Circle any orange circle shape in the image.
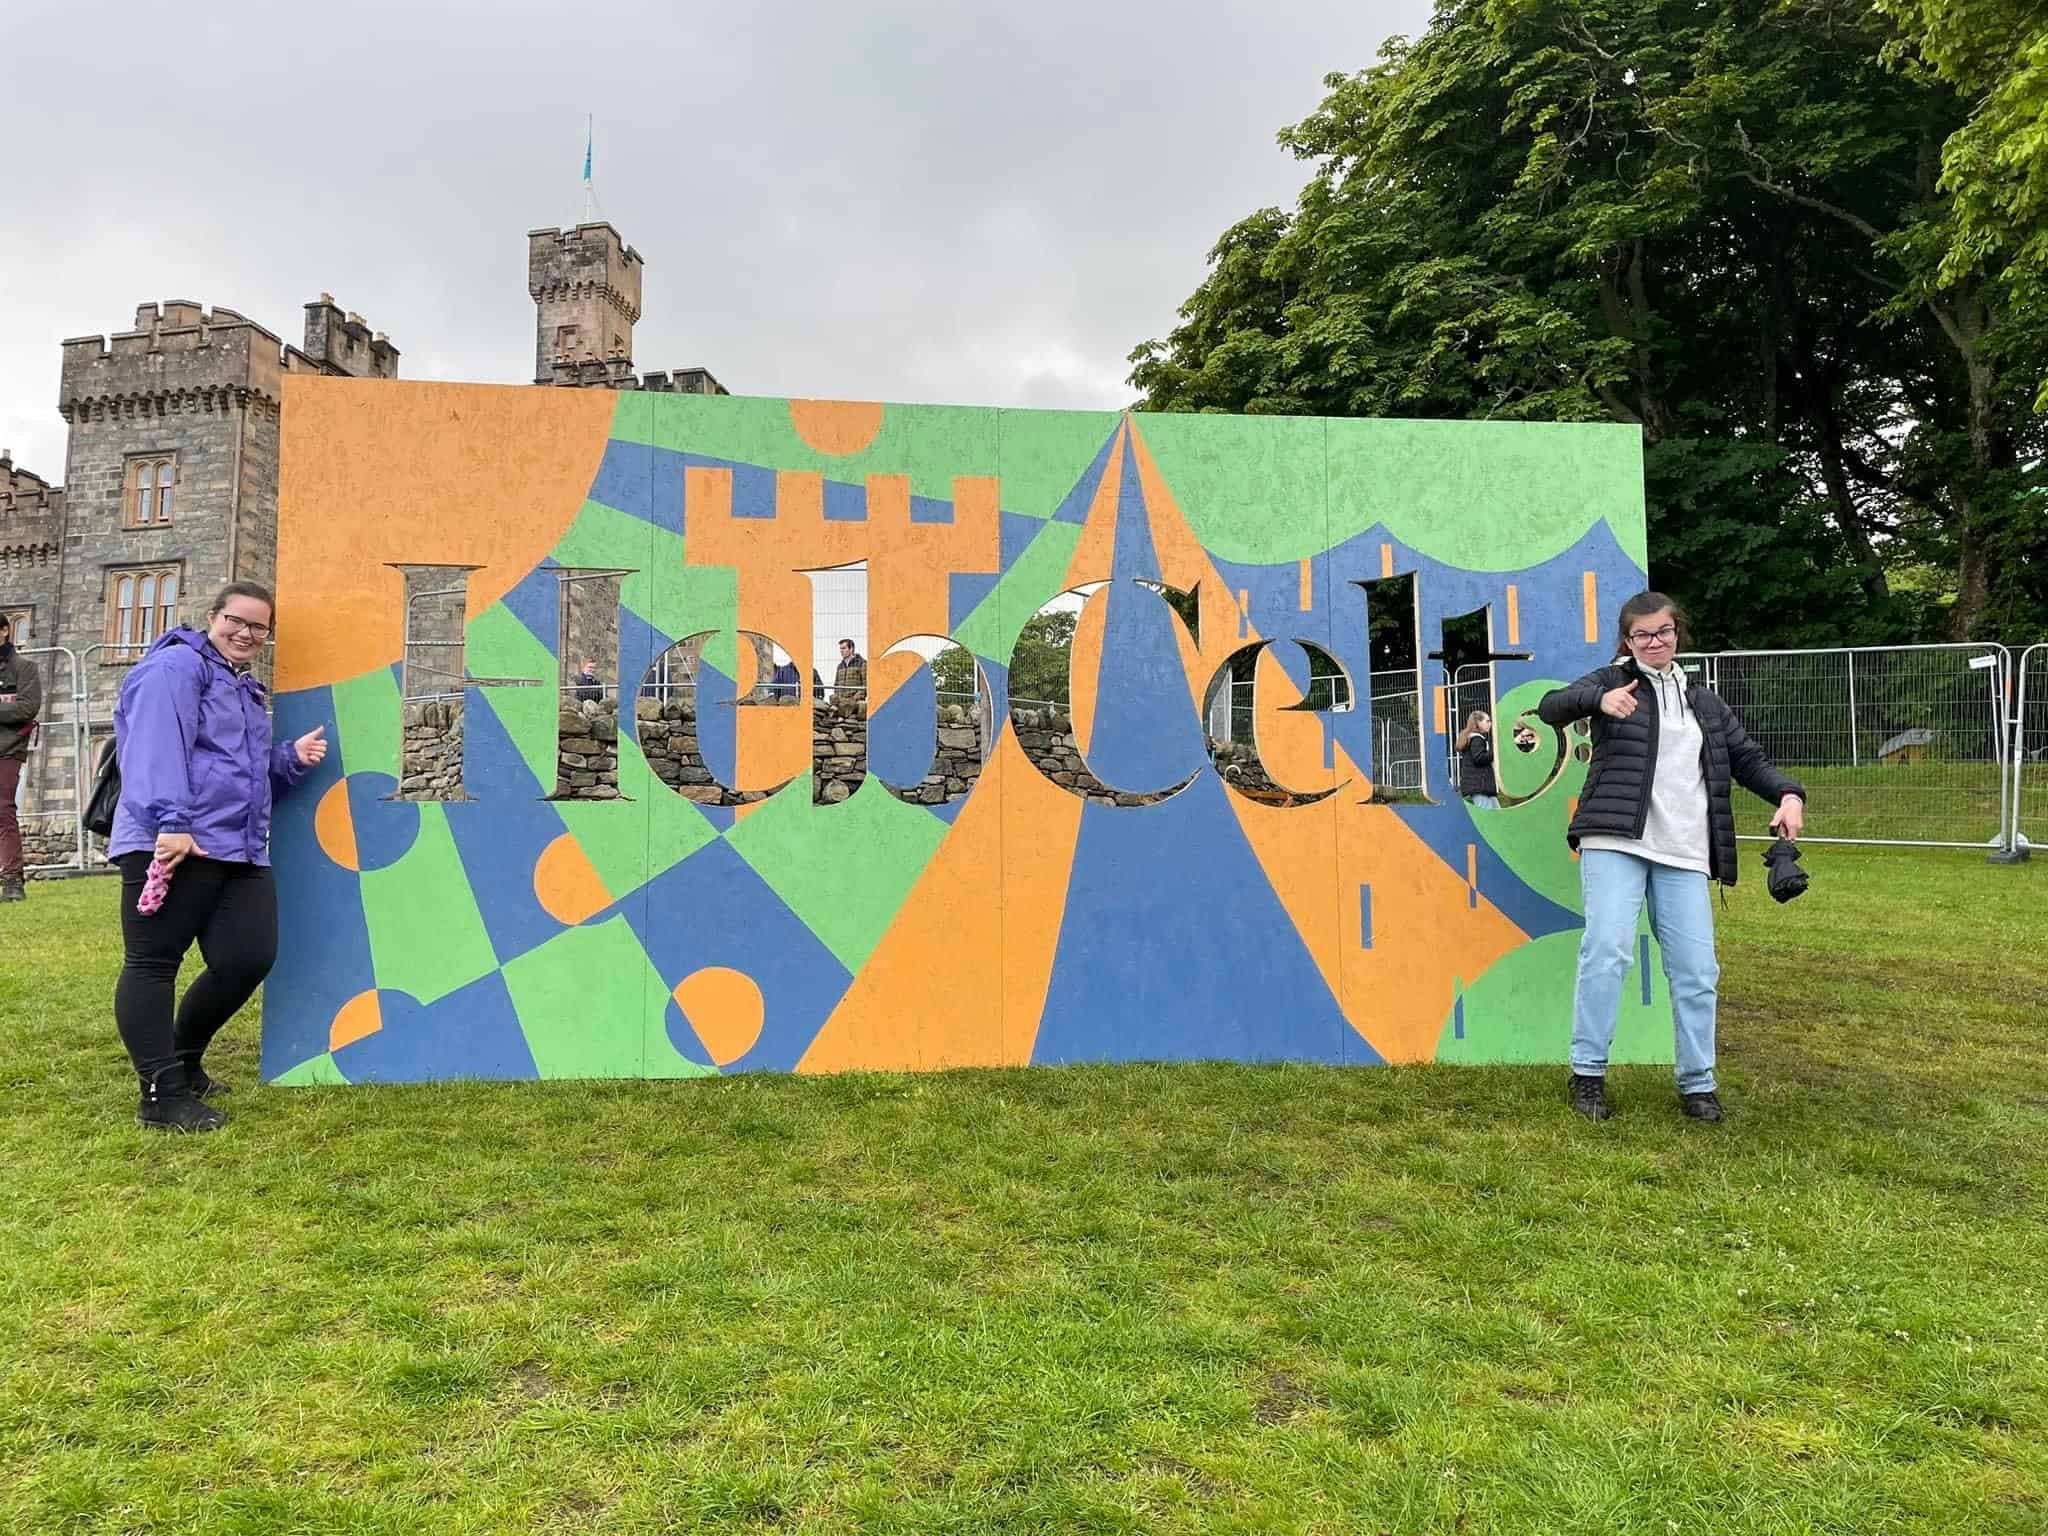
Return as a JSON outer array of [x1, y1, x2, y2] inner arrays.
[[315, 778, 359, 871], [330, 989, 384, 1051], [534, 833, 613, 926], [672, 966, 766, 1067], [789, 399, 885, 456]]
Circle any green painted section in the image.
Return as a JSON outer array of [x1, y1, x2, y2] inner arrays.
[[467, 604, 558, 789], [1435, 928, 1672, 1064], [1131, 413, 1327, 562], [502, 915, 712, 1079], [1130, 413, 1643, 572], [1467, 679, 1590, 916], [329, 665, 402, 778], [618, 395, 1000, 505], [552, 498, 738, 668], [360, 805, 497, 1003], [952, 519, 1083, 664], [998, 411, 1122, 519], [270, 1051, 347, 1087], [725, 773, 948, 975], [1328, 419, 1644, 572]]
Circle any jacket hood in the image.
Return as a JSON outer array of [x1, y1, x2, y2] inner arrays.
[[149, 625, 215, 660]]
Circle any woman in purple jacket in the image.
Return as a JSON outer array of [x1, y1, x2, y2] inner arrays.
[[109, 582, 327, 1132]]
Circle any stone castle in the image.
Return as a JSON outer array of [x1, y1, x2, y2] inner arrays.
[[0, 222, 726, 862]]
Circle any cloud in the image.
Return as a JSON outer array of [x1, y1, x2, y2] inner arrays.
[[0, 0, 1429, 479]]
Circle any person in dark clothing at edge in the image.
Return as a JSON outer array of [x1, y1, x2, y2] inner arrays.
[[572, 656, 603, 704], [108, 582, 329, 1132], [1455, 709, 1498, 809], [1536, 591, 1805, 1126], [0, 611, 40, 900]]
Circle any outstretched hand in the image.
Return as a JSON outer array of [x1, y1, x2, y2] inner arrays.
[[294, 725, 329, 767]]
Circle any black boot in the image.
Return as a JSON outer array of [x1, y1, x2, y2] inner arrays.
[[1568, 1072, 1613, 1122], [138, 1067, 227, 1133], [1679, 1091, 1725, 1124], [0, 877, 24, 902]]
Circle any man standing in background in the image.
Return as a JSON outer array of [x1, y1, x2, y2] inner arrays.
[[0, 611, 41, 901]]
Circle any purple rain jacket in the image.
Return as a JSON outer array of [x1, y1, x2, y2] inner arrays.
[[109, 627, 309, 865]]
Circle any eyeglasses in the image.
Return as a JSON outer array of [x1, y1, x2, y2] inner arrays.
[[1629, 625, 1678, 645], [217, 614, 273, 641]]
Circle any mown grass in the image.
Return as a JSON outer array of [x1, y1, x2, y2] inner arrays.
[[1, 848, 2044, 1535]]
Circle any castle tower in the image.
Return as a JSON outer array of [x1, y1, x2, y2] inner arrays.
[[528, 223, 643, 387]]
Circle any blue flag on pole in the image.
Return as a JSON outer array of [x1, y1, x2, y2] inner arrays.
[[583, 129, 592, 185]]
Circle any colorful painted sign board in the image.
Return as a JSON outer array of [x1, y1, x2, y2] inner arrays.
[[262, 380, 1674, 1083]]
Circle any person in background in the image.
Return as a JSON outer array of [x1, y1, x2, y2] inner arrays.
[[0, 611, 40, 901], [1455, 709, 1498, 810], [1537, 590, 1805, 1126], [108, 582, 329, 1133], [833, 638, 867, 704], [768, 653, 802, 703], [572, 656, 603, 704]]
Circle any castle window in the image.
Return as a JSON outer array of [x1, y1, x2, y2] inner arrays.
[[1, 607, 28, 643], [556, 324, 579, 355], [105, 563, 181, 660], [124, 454, 176, 527]]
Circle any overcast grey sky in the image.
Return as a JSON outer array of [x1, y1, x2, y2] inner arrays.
[[0, 0, 1429, 481]]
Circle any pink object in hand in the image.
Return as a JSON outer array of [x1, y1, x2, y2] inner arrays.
[[136, 858, 175, 916]]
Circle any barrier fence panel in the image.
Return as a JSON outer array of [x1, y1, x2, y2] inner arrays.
[[17, 645, 84, 875], [2015, 645, 2047, 855], [1675, 643, 2011, 849]]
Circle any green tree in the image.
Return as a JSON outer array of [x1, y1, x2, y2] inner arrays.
[[1130, 0, 2047, 643]]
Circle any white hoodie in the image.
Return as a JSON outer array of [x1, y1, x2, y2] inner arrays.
[[1579, 661, 1711, 875]]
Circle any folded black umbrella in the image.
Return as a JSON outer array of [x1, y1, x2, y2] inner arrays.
[[1762, 837, 1809, 903]]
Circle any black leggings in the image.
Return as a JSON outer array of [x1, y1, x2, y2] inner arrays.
[[113, 853, 278, 1085]]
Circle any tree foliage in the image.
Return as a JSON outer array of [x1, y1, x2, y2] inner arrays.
[[1130, 0, 2048, 645]]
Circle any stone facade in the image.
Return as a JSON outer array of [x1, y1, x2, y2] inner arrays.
[[11, 215, 728, 875]]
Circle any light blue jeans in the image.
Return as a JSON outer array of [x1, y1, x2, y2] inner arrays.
[[1571, 849, 1720, 1094], [1466, 795, 1500, 811]]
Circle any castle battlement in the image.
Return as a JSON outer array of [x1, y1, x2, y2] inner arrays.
[[302, 293, 400, 379], [0, 449, 63, 565]]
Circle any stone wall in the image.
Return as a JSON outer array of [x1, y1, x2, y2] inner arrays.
[[400, 697, 467, 800], [555, 696, 621, 799]]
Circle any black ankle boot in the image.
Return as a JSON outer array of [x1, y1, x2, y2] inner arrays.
[[1680, 1090, 1725, 1124], [1568, 1072, 1613, 1122], [138, 1069, 227, 1133], [183, 1060, 231, 1099]]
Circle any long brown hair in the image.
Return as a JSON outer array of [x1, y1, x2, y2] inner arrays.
[[1454, 709, 1489, 751]]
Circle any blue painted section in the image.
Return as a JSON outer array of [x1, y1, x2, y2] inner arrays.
[[1080, 435, 1208, 796], [262, 684, 376, 1081], [824, 479, 867, 522], [1035, 774, 1372, 1066], [334, 974, 539, 1083], [442, 692, 576, 968], [349, 772, 417, 872], [1000, 510, 1047, 572], [1638, 934, 1653, 1005], [687, 658, 742, 834], [1453, 988, 1466, 1041], [1049, 430, 1118, 526], [910, 493, 953, 525], [949, 570, 1000, 635], [730, 463, 777, 519], [615, 605, 678, 749], [623, 840, 853, 1074], [588, 440, 657, 521], [1359, 884, 1373, 949], [869, 665, 935, 789], [496, 565, 563, 659]]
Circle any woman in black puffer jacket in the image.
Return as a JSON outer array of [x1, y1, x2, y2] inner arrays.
[[1455, 710, 1498, 809], [1535, 592, 1805, 1126]]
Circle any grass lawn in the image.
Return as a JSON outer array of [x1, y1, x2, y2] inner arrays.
[[1, 848, 2044, 1535]]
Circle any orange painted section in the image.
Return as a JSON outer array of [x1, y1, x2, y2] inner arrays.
[[1299, 559, 1313, 612], [788, 398, 886, 456], [799, 733, 1082, 1071], [533, 832, 613, 925], [1506, 584, 1521, 645], [1380, 543, 1395, 579], [1582, 571, 1600, 644], [672, 966, 766, 1065], [329, 989, 383, 1051], [1466, 842, 1479, 891], [274, 378, 615, 690], [1433, 685, 1448, 735], [314, 778, 359, 871]]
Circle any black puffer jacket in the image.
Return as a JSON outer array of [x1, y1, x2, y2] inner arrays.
[[1536, 660, 1804, 886], [1458, 733, 1495, 797]]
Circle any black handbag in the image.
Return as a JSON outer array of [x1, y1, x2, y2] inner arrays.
[[82, 740, 120, 839]]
